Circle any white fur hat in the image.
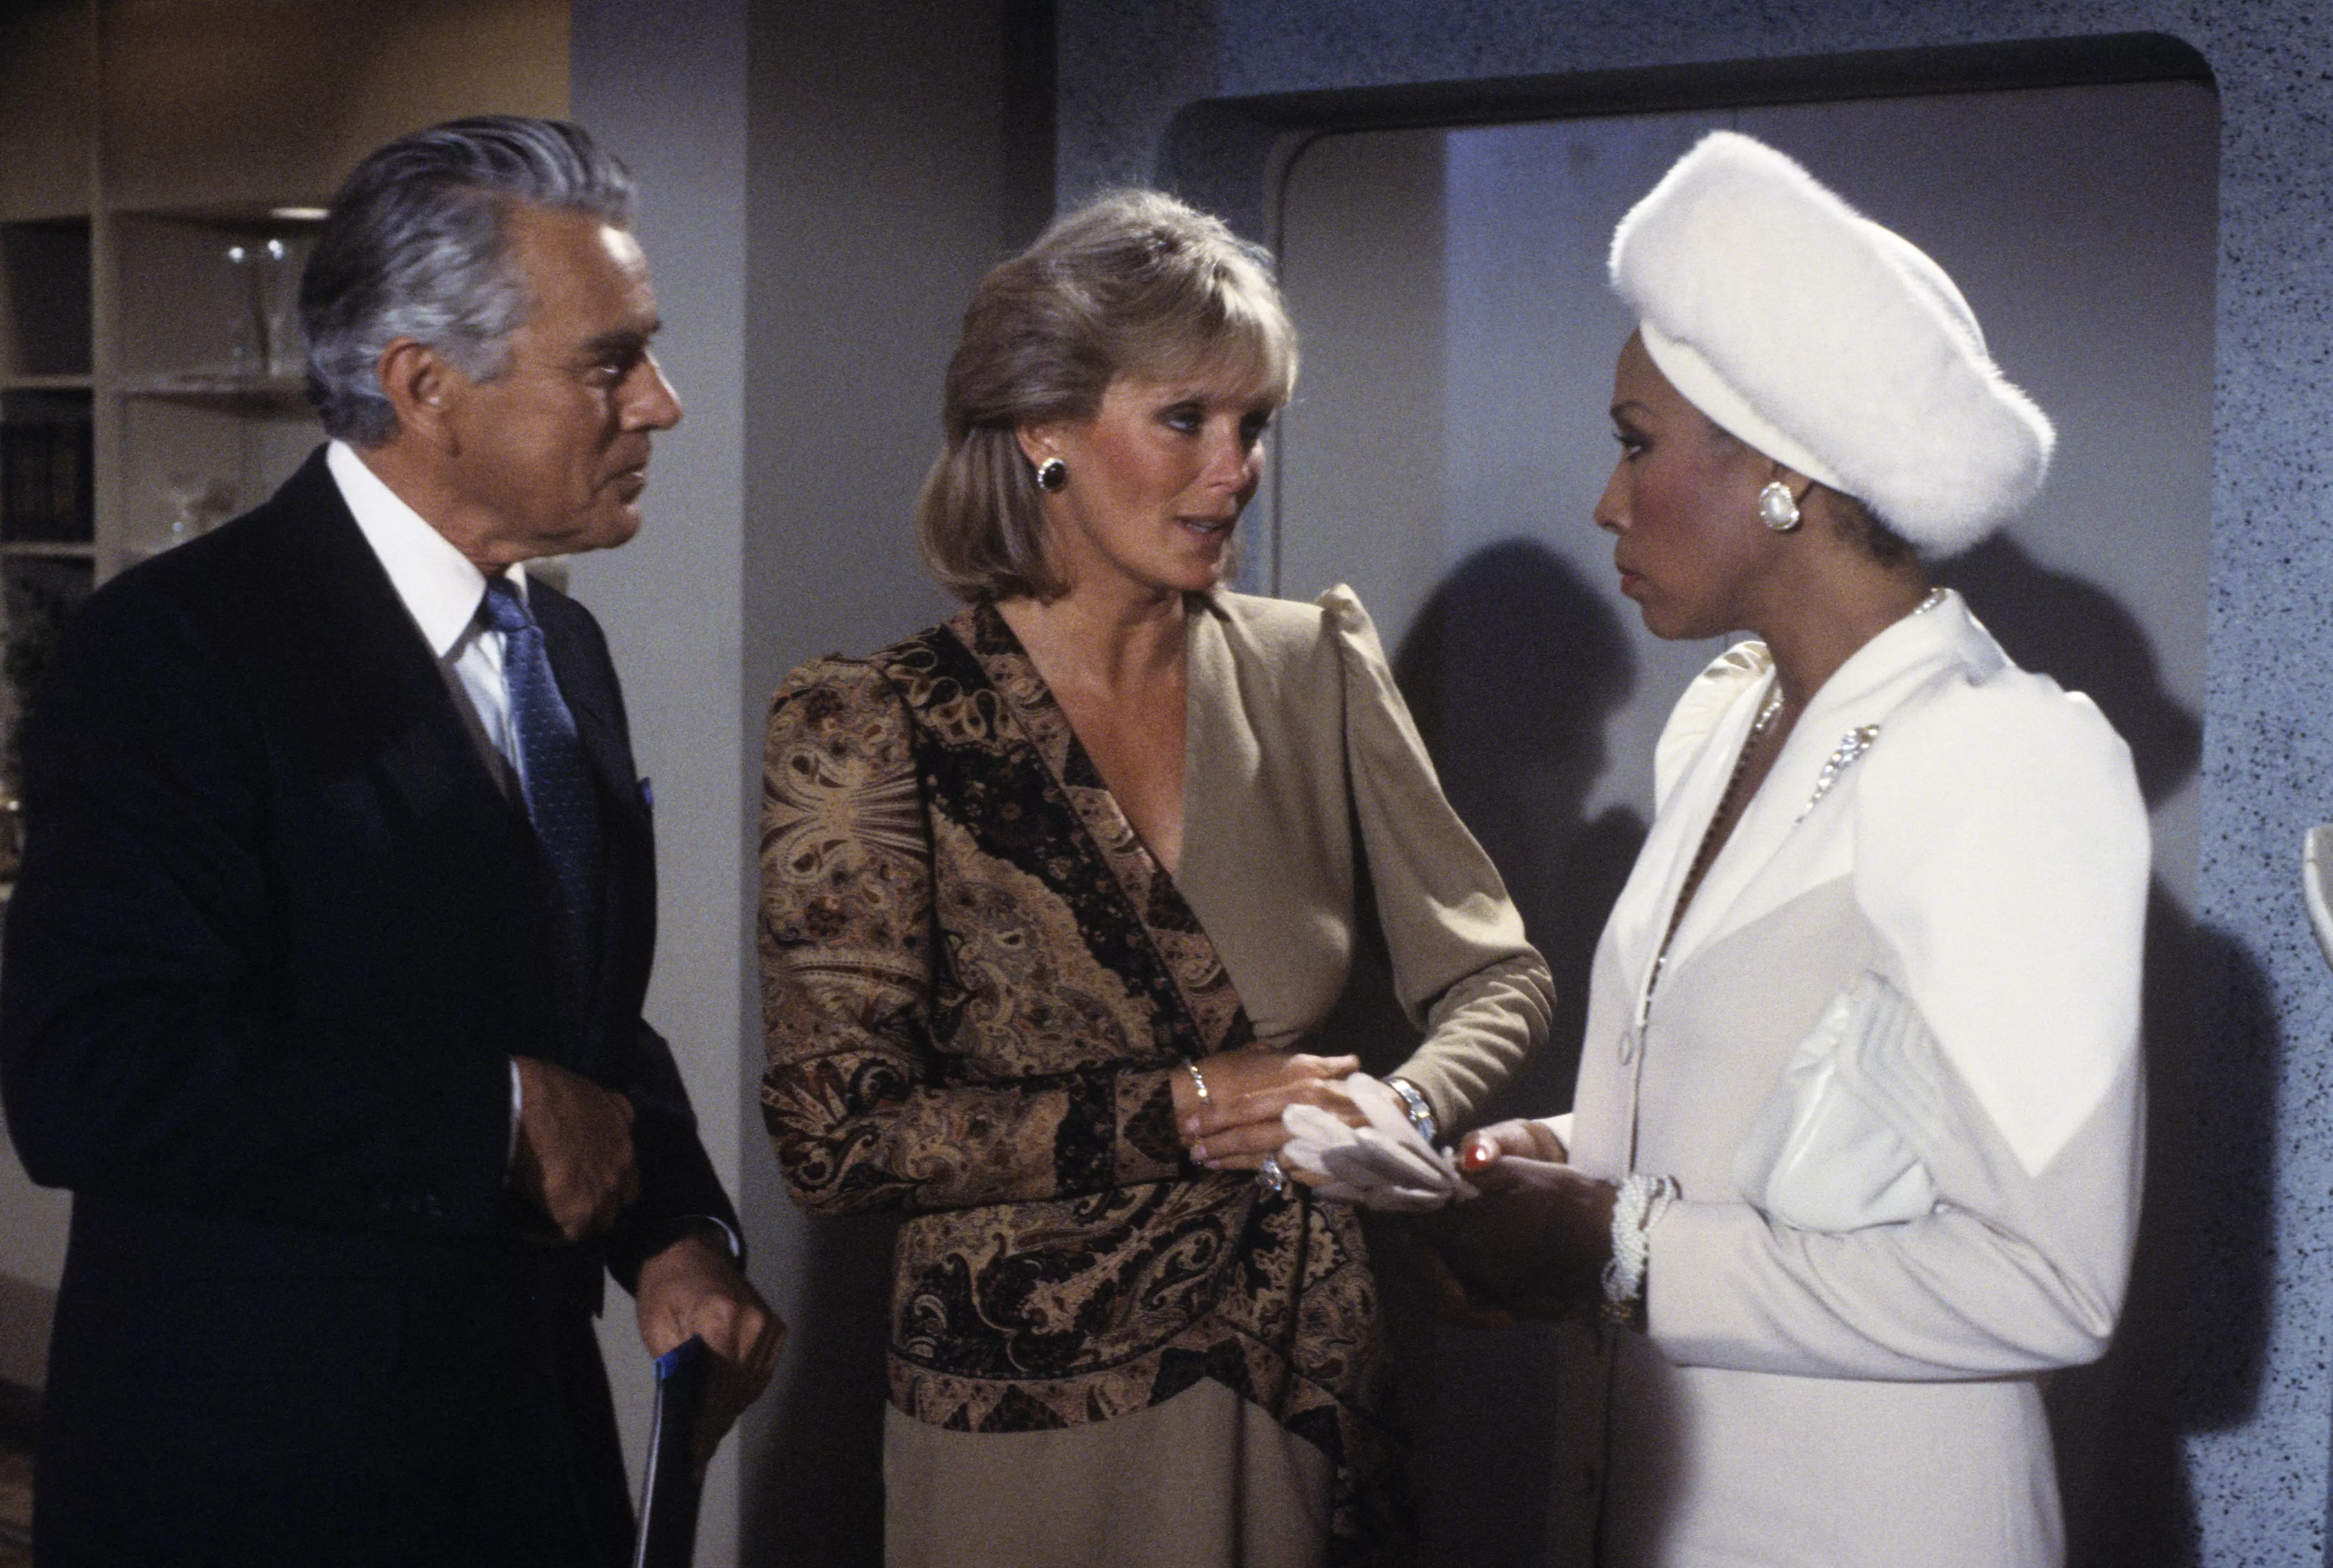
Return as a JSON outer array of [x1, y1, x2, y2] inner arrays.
[[1609, 131, 2053, 556]]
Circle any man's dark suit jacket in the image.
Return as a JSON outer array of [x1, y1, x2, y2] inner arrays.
[[0, 448, 738, 1567]]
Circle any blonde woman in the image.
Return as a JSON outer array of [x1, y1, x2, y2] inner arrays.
[[759, 191, 1552, 1566]]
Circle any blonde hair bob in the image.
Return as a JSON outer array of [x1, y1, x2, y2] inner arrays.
[[916, 189, 1298, 602]]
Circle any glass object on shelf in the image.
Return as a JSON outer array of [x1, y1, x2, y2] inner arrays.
[[119, 217, 314, 389], [0, 791, 21, 883], [223, 240, 264, 378], [121, 391, 315, 562], [226, 236, 304, 381], [262, 236, 304, 379], [156, 471, 238, 548]]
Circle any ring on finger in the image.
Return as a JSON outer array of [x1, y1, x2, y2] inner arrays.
[[1257, 1152, 1289, 1198]]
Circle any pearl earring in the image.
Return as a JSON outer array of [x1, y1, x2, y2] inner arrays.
[[1757, 480, 1802, 532]]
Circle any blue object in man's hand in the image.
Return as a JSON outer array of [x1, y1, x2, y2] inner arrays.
[[632, 1335, 711, 1568]]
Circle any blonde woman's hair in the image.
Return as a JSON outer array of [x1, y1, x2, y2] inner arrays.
[[916, 189, 1298, 602]]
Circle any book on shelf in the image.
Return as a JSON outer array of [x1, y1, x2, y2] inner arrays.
[[1, 417, 95, 545]]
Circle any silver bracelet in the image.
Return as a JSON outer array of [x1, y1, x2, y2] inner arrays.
[[1183, 1058, 1210, 1105], [1384, 1076, 1437, 1144], [1600, 1172, 1681, 1319]]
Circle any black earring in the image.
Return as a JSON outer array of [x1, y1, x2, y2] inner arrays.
[[1035, 457, 1068, 493]]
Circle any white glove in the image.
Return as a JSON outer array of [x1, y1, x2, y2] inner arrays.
[[1280, 1073, 1478, 1212]]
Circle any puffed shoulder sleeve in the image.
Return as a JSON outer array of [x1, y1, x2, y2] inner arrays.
[[758, 658, 1186, 1214], [1319, 585, 1554, 1129], [1853, 674, 2149, 1177]]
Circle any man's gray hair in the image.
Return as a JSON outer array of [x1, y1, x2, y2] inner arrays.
[[300, 116, 635, 445]]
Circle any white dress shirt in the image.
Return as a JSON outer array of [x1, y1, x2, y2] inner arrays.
[[327, 440, 529, 796]]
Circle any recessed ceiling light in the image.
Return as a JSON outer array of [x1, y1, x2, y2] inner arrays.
[[269, 206, 328, 222]]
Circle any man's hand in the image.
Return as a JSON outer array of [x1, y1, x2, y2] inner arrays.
[[511, 1056, 638, 1242], [635, 1230, 785, 1469]]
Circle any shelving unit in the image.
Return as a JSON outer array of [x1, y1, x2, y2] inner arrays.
[[0, 198, 96, 781], [107, 208, 322, 570], [0, 0, 570, 785]]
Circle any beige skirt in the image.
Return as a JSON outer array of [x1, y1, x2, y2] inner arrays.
[[882, 1378, 1333, 1568]]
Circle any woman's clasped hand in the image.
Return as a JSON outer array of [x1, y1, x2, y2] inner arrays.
[[1173, 1047, 1364, 1171]]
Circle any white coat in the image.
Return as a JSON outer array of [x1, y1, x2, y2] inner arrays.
[[1546, 590, 2149, 1567]]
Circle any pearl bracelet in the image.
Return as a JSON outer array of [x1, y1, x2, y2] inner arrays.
[[1600, 1172, 1680, 1324]]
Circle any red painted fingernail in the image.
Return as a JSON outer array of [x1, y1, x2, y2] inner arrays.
[[1460, 1139, 1494, 1170]]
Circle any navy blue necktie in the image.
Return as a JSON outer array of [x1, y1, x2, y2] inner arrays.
[[480, 577, 604, 1028]]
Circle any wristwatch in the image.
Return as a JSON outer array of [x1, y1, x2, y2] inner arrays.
[[1384, 1076, 1438, 1144]]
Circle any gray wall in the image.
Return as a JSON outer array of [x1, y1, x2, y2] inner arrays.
[[736, 4, 1004, 1563], [571, 3, 1021, 1562], [570, 0, 753, 1557], [0, 1098, 67, 1389]]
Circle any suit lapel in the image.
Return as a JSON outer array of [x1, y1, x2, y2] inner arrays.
[[1661, 595, 1985, 982], [1604, 671, 1765, 1020], [247, 452, 652, 1080], [257, 450, 571, 1061], [265, 453, 535, 848]]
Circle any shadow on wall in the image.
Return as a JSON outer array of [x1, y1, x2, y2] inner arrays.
[[740, 1210, 896, 1568], [1357, 535, 1646, 1125], [1934, 537, 2274, 1568], [1325, 537, 1647, 1564]]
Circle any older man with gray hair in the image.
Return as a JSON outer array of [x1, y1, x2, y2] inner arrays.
[[0, 116, 779, 1566]]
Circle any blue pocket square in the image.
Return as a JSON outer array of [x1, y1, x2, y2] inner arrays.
[[638, 777, 654, 810]]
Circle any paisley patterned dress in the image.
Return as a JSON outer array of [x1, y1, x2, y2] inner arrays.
[[760, 590, 1552, 1564]]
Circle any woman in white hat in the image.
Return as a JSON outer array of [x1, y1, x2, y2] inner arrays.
[[1412, 132, 2150, 1566]]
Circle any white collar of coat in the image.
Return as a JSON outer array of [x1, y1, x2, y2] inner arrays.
[[1620, 588, 2001, 1004]]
